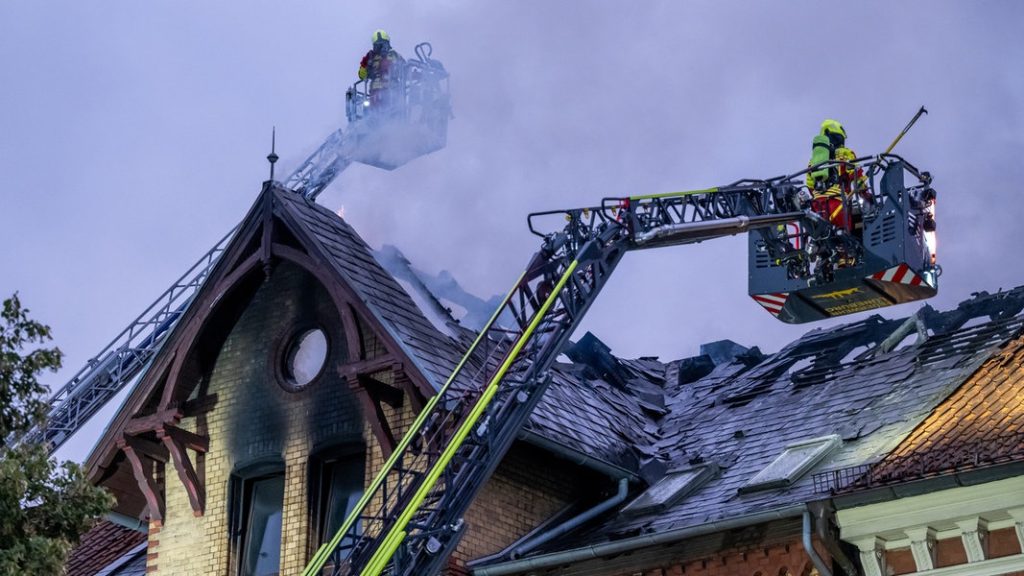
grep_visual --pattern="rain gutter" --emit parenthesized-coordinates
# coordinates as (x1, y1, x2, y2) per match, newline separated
(831, 460, 1024, 510)
(472, 504, 806, 576)
(511, 477, 629, 559)
(519, 429, 641, 482)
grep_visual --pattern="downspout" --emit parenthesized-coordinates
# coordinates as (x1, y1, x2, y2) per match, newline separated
(511, 477, 629, 559)
(803, 508, 833, 576)
(467, 501, 579, 568)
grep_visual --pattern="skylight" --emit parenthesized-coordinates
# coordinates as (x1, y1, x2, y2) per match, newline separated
(740, 435, 840, 493)
(622, 465, 715, 516)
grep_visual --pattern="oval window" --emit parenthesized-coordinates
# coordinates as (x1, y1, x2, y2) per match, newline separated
(282, 328, 328, 390)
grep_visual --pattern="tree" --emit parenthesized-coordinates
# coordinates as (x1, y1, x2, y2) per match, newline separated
(0, 293, 114, 575)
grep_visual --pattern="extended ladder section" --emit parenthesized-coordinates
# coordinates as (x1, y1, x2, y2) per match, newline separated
(21, 227, 236, 452)
(304, 180, 811, 576)
(285, 128, 354, 201)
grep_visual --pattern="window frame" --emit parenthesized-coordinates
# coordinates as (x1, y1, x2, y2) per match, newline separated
(275, 323, 331, 392)
(307, 446, 366, 562)
(228, 461, 286, 576)
(740, 434, 841, 493)
(622, 464, 717, 516)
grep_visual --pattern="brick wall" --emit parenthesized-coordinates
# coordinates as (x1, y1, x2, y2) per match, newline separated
(504, 516, 830, 576)
(655, 543, 820, 576)
(452, 442, 602, 570)
(149, 262, 365, 575)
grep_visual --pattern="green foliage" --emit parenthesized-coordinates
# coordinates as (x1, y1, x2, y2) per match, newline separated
(0, 294, 115, 575)
(0, 294, 61, 441)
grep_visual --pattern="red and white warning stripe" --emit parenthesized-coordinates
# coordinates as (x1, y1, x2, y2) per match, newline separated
(752, 292, 789, 316)
(869, 263, 923, 286)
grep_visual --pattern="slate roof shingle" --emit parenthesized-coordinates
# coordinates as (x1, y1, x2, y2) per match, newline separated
(521, 290, 1024, 555)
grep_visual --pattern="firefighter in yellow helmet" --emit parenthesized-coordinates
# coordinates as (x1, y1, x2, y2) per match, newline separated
(358, 30, 405, 114)
(806, 119, 868, 234)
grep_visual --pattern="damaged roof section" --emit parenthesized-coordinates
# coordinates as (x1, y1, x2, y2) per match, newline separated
(276, 191, 469, 391)
(825, 319, 1024, 494)
(373, 244, 503, 334)
(277, 193, 661, 476)
(283, 190, 1024, 553)
(496, 286, 1024, 562)
(267, 189, 1024, 564)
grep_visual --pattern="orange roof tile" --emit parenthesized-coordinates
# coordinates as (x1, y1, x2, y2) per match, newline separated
(66, 520, 146, 576)
(871, 334, 1024, 482)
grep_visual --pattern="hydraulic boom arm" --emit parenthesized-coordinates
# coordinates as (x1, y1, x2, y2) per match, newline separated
(304, 177, 816, 576)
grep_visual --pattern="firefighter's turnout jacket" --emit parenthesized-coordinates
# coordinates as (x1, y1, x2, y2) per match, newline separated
(359, 48, 405, 97)
(807, 123, 868, 232)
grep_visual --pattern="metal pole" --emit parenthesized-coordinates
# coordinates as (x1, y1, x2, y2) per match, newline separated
(884, 106, 928, 155)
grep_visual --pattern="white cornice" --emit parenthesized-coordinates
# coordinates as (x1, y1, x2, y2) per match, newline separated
(881, 517, 1019, 549)
(837, 476, 1024, 541)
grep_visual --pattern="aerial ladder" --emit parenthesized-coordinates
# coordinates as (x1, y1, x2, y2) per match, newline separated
(17, 228, 235, 449)
(20, 41, 451, 453)
(303, 153, 939, 576)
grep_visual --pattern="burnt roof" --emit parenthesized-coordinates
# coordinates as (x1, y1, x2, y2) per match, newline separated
(513, 287, 1024, 559)
(276, 190, 467, 391)
(277, 188, 1024, 543)
(275, 190, 659, 472)
(81, 182, 1024, 568)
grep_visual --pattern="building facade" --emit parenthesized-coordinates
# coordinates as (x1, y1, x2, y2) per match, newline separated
(72, 184, 1024, 576)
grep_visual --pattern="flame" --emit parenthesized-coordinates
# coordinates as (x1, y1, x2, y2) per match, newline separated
(925, 201, 937, 265)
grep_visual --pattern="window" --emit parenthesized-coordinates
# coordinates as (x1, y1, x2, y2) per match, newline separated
(280, 327, 328, 390)
(622, 464, 715, 516)
(232, 471, 285, 576)
(740, 435, 840, 493)
(311, 451, 365, 560)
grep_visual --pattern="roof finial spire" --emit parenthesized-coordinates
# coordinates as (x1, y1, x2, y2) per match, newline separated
(267, 126, 279, 181)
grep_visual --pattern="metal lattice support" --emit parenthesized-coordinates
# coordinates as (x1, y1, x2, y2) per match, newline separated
(21, 227, 237, 452)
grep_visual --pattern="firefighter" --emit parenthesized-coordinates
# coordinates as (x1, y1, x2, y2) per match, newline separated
(806, 119, 868, 233)
(358, 30, 405, 115)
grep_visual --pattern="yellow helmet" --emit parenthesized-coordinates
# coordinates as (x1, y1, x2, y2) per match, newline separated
(372, 29, 390, 44)
(820, 119, 847, 139)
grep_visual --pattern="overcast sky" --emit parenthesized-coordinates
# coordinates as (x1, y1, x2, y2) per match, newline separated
(2, 1, 1023, 461)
